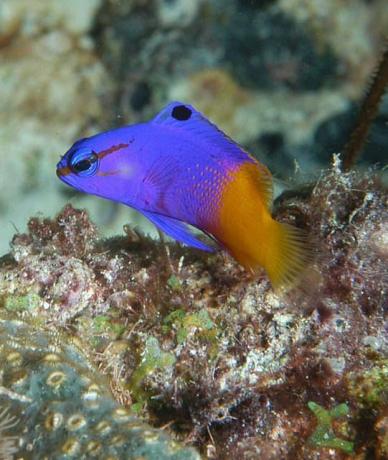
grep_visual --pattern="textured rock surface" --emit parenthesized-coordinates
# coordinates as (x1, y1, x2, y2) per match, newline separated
(0, 162, 386, 459)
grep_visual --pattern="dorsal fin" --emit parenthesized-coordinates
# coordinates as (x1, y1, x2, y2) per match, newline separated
(251, 162, 273, 209)
(152, 101, 252, 163)
(152, 101, 273, 208)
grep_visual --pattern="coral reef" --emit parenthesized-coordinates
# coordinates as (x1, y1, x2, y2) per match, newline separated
(0, 1, 387, 458)
(0, 309, 199, 459)
(1, 0, 386, 255)
(0, 161, 386, 458)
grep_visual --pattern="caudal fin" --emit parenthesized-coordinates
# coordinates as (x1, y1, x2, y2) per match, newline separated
(263, 220, 311, 289)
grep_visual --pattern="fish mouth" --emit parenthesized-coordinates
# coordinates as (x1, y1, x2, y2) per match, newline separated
(56, 159, 71, 178)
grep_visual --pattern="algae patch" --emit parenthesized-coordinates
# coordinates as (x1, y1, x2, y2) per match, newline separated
(308, 401, 354, 454)
(163, 308, 219, 359)
(130, 336, 176, 401)
(4, 293, 40, 312)
(346, 359, 388, 408)
(163, 308, 215, 343)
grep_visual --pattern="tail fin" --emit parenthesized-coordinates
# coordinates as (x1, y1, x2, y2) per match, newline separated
(263, 220, 311, 289)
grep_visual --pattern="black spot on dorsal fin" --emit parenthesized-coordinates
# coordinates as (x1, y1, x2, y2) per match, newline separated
(171, 105, 192, 121)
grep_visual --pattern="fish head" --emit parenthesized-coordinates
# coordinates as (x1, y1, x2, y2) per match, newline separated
(56, 128, 141, 203)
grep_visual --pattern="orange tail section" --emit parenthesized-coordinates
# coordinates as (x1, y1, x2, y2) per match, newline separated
(258, 219, 310, 288)
(214, 161, 311, 289)
(220, 213, 310, 289)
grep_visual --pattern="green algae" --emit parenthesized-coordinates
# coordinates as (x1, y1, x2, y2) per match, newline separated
(166, 274, 182, 291)
(163, 308, 215, 343)
(130, 336, 176, 401)
(162, 308, 219, 359)
(346, 359, 388, 408)
(129, 401, 144, 415)
(4, 293, 40, 312)
(307, 401, 354, 454)
(93, 314, 126, 338)
(74, 312, 127, 350)
(162, 309, 186, 336)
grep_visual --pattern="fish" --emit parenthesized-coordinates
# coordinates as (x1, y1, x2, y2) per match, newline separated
(57, 101, 310, 288)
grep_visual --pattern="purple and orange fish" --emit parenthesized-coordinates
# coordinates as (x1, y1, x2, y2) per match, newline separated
(57, 102, 309, 288)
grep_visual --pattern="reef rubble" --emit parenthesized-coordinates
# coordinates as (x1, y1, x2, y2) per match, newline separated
(0, 161, 386, 459)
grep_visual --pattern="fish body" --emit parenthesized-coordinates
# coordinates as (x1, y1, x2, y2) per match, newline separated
(57, 102, 308, 287)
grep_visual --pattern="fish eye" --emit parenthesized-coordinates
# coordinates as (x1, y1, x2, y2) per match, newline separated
(69, 147, 99, 177)
(172, 105, 192, 121)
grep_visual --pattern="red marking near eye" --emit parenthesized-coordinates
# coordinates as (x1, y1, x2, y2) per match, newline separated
(98, 143, 130, 159)
(57, 143, 130, 177)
